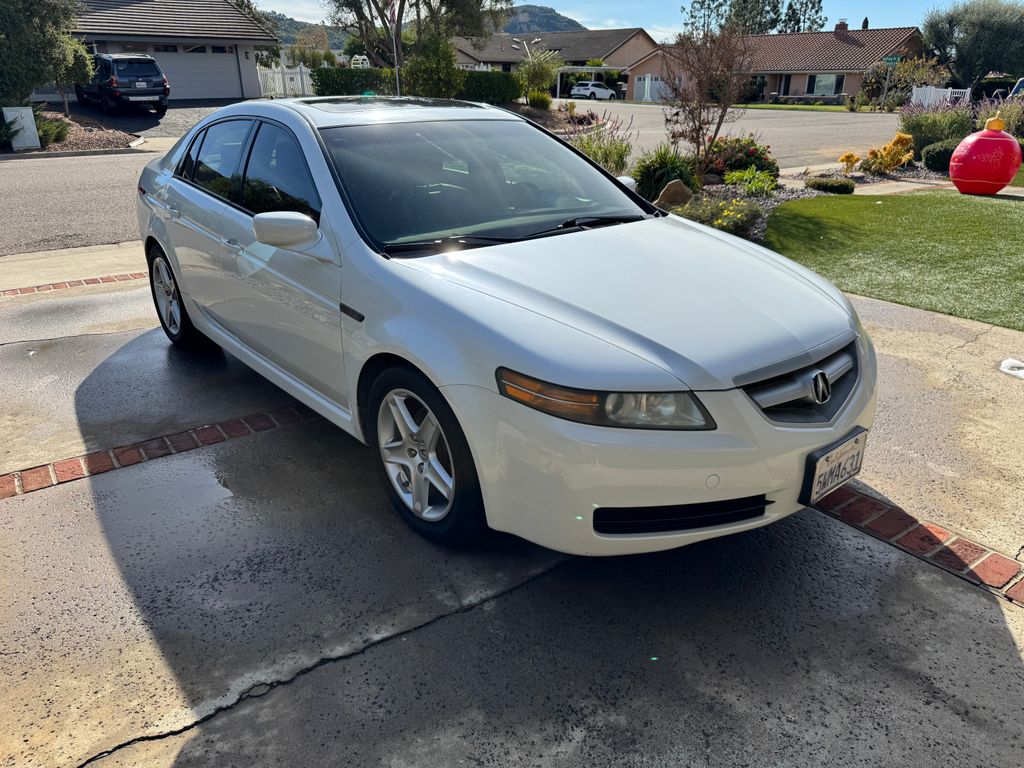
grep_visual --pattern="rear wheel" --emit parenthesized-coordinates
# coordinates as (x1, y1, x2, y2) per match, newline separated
(368, 367, 487, 546)
(148, 245, 206, 348)
(588, 92, 597, 100)
(154, 104, 167, 116)
(100, 93, 116, 114)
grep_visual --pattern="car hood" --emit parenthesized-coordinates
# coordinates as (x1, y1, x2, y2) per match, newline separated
(400, 216, 856, 390)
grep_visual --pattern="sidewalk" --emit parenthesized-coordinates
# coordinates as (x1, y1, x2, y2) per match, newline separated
(0, 242, 144, 291)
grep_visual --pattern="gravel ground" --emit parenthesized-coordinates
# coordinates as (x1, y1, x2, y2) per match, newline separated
(67, 99, 234, 137)
(34, 109, 136, 152)
(797, 164, 950, 185)
(700, 182, 824, 241)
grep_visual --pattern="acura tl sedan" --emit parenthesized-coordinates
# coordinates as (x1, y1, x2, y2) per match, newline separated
(137, 97, 876, 556)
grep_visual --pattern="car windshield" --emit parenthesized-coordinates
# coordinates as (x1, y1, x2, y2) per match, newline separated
(114, 60, 161, 77)
(319, 119, 647, 252)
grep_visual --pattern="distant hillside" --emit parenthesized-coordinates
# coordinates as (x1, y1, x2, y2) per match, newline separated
(266, 11, 348, 49)
(503, 5, 586, 33)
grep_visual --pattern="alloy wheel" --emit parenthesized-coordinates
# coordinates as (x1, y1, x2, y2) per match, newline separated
(377, 389, 455, 522)
(151, 256, 181, 336)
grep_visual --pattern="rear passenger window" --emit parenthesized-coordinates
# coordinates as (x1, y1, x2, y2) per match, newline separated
(241, 123, 321, 222)
(192, 120, 251, 201)
(177, 130, 204, 179)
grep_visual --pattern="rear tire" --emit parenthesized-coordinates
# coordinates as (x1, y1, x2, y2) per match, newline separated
(154, 104, 167, 116)
(368, 367, 487, 547)
(147, 244, 207, 348)
(100, 94, 115, 114)
(588, 92, 597, 100)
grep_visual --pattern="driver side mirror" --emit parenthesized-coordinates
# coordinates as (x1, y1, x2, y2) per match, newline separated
(252, 211, 319, 249)
(617, 176, 637, 192)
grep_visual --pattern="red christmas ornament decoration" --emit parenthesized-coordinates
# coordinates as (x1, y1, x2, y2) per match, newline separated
(949, 113, 1022, 195)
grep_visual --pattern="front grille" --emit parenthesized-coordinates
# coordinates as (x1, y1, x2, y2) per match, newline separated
(593, 495, 771, 535)
(742, 342, 858, 424)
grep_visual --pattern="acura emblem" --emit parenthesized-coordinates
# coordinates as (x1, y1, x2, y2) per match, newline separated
(810, 370, 831, 405)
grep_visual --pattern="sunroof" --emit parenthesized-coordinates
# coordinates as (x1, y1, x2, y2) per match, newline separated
(303, 96, 485, 113)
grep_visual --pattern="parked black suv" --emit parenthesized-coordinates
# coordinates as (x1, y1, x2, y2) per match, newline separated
(76, 54, 170, 115)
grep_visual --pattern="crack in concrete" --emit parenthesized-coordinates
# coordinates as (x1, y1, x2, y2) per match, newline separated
(75, 557, 570, 767)
(944, 326, 994, 356)
(0, 331, 144, 350)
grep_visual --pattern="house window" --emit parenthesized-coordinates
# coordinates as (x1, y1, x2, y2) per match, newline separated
(118, 42, 149, 53)
(807, 74, 846, 96)
(185, 45, 208, 54)
(210, 45, 233, 54)
(781, 74, 791, 96)
(152, 44, 178, 52)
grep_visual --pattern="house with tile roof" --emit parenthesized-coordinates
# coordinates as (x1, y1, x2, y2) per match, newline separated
(68, 0, 277, 100)
(623, 21, 923, 102)
(453, 28, 658, 73)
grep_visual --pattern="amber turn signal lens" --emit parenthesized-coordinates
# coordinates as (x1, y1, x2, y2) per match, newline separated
(496, 368, 601, 420)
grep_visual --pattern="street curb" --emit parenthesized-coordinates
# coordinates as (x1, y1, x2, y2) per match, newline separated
(0, 142, 161, 161)
(813, 485, 1024, 604)
(0, 272, 147, 297)
(0, 405, 321, 502)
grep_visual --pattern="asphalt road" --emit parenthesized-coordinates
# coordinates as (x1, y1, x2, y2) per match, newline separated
(0, 105, 900, 257)
(1, 255, 1023, 767)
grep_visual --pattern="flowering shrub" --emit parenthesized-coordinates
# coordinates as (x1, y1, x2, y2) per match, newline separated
(723, 167, 778, 197)
(705, 134, 779, 178)
(674, 197, 763, 240)
(838, 152, 861, 175)
(898, 102, 973, 157)
(859, 132, 915, 175)
(976, 98, 1024, 137)
(567, 112, 635, 175)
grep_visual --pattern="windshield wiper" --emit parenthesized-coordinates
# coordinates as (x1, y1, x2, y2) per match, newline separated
(381, 234, 517, 255)
(521, 214, 647, 240)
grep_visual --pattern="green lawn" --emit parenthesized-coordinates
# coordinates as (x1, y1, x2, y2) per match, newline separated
(763, 192, 1024, 331)
(736, 103, 848, 112)
(1013, 167, 1024, 187)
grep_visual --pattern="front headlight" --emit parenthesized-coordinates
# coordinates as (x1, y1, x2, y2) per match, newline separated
(496, 368, 715, 430)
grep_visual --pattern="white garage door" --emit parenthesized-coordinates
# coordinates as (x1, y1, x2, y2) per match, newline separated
(152, 47, 242, 100)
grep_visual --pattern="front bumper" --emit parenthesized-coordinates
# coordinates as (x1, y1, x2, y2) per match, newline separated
(443, 340, 876, 556)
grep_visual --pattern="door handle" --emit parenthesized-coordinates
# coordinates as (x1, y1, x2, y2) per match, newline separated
(167, 206, 181, 219)
(224, 237, 243, 252)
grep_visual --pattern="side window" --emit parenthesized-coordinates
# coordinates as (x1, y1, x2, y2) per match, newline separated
(241, 123, 321, 223)
(177, 129, 204, 179)
(192, 120, 252, 201)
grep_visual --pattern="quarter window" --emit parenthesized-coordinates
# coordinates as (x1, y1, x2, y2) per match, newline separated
(241, 123, 321, 222)
(178, 129, 204, 179)
(192, 120, 252, 201)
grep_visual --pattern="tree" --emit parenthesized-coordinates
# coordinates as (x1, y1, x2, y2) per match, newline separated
(861, 16, 869, 29)
(778, 0, 827, 33)
(727, 0, 782, 34)
(230, 0, 281, 66)
(285, 45, 335, 68)
(923, 0, 1024, 92)
(343, 28, 415, 59)
(861, 56, 948, 103)
(516, 48, 564, 93)
(55, 38, 93, 116)
(662, 1, 753, 176)
(401, 33, 464, 97)
(0, 0, 89, 104)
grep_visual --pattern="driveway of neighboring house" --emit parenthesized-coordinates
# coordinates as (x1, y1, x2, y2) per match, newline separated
(67, 99, 235, 137)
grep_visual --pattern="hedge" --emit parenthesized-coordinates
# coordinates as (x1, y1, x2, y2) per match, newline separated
(804, 177, 856, 194)
(310, 67, 521, 105)
(921, 139, 960, 174)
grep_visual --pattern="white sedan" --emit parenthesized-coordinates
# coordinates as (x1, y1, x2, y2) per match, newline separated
(569, 81, 618, 100)
(137, 97, 876, 555)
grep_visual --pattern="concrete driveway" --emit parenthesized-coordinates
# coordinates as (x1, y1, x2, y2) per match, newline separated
(1, 243, 1023, 767)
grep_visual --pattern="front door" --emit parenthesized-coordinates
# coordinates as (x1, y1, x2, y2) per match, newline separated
(214, 120, 347, 407)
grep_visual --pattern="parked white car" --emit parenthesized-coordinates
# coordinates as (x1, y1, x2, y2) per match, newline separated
(137, 97, 876, 556)
(570, 81, 617, 100)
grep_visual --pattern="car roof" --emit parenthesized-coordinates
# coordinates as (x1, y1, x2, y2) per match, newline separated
(100, 53, 157, 60)
(210, 96, 524, 129)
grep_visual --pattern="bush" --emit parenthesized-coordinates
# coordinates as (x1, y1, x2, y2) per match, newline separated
(838, 151, 861, 174)
(633, 144, 698, 202)
(705, 134, 779, 178)
(400, 35, 465, 99)
(567, 114, 634, 175)
(311, 67, 394, 96)
(921, 138, 961, 173)
(898, 102, 974, 157)
(516, 49, 564, 94)
(860, 132, 915, 175)
(845, 96, 859, 112)
(723, 167, 778, 197)
(804, 177, 856, 194)
(460, 71, 521, 104)
(675, 197, 763, 240)
(527, 90, 551, 110)
(34, 114, 69, 148)
(975, 98, 1024, 137)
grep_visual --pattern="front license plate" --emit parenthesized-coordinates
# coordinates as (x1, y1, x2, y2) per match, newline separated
(800, 427, 868, 505)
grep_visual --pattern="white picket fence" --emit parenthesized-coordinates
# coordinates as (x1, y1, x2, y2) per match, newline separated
(258, 65, 316, 98)
(910, 85, 971, 107)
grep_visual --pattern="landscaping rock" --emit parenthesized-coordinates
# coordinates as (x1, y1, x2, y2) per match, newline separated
(653, 179, 694, 208)
(701, 173, 724, 186)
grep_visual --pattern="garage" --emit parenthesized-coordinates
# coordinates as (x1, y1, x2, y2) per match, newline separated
(70, 0, 277, 101)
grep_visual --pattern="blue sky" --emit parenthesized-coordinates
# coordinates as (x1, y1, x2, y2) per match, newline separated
(258, 1, 937, 42)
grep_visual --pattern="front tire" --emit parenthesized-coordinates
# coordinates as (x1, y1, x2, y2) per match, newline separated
(148, 245, 206, 348)
(368, 367, 486, 546)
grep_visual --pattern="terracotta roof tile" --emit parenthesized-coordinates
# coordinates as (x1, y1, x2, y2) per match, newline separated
(745, 27, 920, 73)
(454, 28, 650, 65)
(75, 0, 277, 43)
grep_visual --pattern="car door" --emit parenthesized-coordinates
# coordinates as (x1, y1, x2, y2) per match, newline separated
(161, 119, 253, 314)
(214, 120, 346, 406)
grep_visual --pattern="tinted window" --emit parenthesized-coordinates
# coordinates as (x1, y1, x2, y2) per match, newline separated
(242, 123, 321, 222)
(178, 129, 204, 179)
(114, 60, 161, 77)
(193, 120, 251, 200)
(320, 120, 643, 246)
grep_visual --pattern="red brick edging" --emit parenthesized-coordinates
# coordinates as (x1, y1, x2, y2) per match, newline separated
(0, 404, 320, 500)
(2, 414, 1022, 607)
(0, 272, 148, 297)
(814, 485, 1024, 604)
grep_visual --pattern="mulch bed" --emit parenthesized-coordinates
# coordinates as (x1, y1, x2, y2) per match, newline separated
(27, 106, 137, 153)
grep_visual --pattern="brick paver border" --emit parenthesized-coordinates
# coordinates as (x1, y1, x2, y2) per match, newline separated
(0, 272, 148, 297)
(2, 415, 1022, 607)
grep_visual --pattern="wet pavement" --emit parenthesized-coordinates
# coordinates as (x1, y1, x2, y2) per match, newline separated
(2, 250, 1024, 766)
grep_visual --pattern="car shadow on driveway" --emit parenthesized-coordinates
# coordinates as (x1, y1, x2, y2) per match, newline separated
(67, 99, 240, 138)
(36, 334, 1024, 765)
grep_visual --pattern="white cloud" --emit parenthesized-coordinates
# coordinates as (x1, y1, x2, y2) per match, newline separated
(257, 0, 328, 24)
(645, 25, 684, 43)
